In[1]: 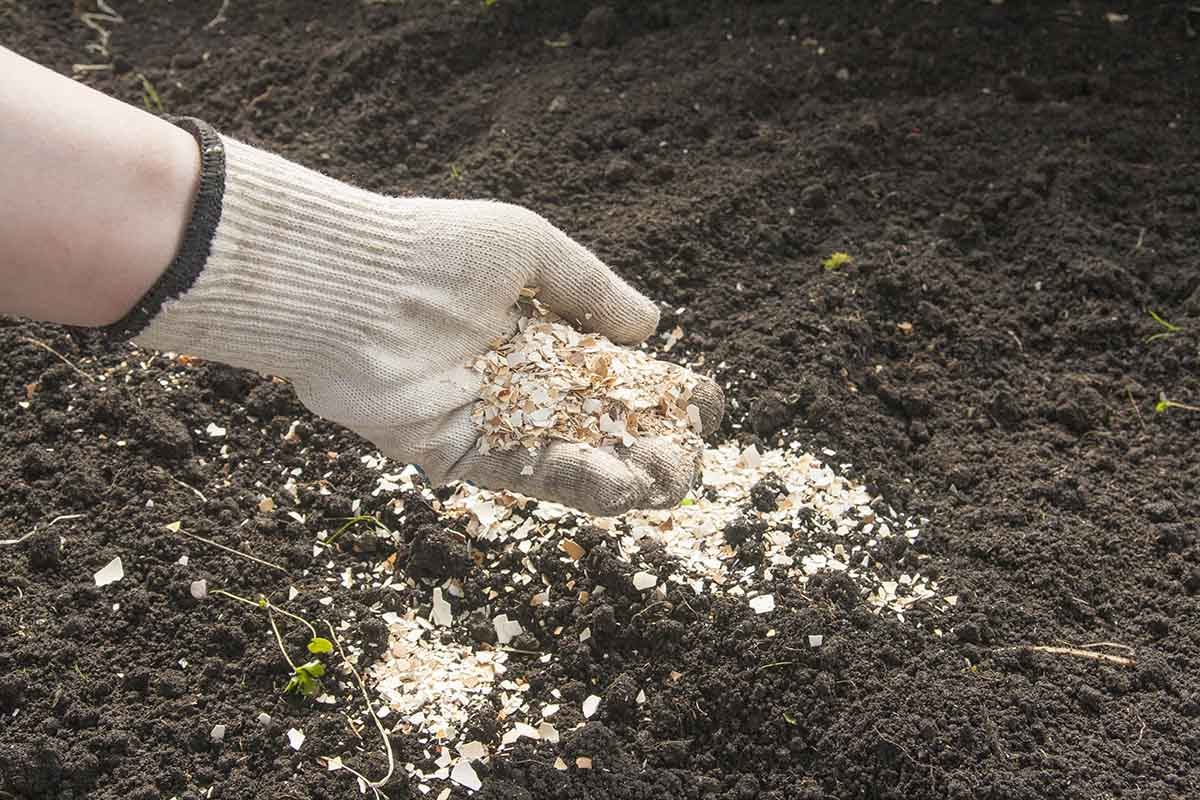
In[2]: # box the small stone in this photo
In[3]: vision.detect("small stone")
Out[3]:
[579,6,616,48]
[171,52,201,70]
[604,157,636,185]
[749,472,787,512]
[751,392,792,437]
[799,183,829,210]
[26,531,62,571]
[1006,74,1043,103]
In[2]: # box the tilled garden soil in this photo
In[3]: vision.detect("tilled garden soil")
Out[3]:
[3,2,1200,799]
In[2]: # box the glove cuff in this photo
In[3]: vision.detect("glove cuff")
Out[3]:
[128,122,422,378]
[102,117,226,340]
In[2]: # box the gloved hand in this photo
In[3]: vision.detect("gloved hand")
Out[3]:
[118,119,724,515]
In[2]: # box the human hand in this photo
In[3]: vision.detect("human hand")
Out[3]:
[132,122,723,515]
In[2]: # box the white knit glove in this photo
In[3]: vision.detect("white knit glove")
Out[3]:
[120,120,724,515]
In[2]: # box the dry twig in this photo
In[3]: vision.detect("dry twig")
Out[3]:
[1002,644,1136,668]
[177,528,289,574]
[21,337,94,383]
[0,513,87,546]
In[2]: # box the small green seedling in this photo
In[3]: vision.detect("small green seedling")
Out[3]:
[204,591,396,797]
[449,164,463,181]
[284,659,326,697]
[1154,392,1200,414]
[212,589,332,697]
[822,251,853,271]
[483,0,499,7]
[136,73,164,114]
[1146,310,1184,343]
[325,514,391,548]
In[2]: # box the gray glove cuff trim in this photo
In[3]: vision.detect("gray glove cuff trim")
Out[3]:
[101,116,225,341]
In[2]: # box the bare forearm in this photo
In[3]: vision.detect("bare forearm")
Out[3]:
[0,46,199,326]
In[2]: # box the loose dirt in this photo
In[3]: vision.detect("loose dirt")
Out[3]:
[2,2,1199,799]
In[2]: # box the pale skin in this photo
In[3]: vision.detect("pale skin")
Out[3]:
[0,46,198,326]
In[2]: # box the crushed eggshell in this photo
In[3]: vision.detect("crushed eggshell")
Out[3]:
[457,740,487,761]
[431,588,453,627]
[749,594,775,614]
[361,434,941,769]
[559,538,586,561]
[582,694,601,719]
[94,557,124,587]
[471,308,704,456]
[450,759,482,791]
[286,728,305,750]
[537,721,560,743]
[632,571,658,591]
[493,614,523,644]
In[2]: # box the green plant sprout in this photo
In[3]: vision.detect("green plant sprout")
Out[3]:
[136,73,164,114]
[449,164,463,181]
[1154,392,1200,414]
[205,591,396,797]
[325,514,391,548]
[210,589,332,696]
[822,251,853,271]
[1146,310,1184,343]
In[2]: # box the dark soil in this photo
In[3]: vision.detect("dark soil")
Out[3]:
[3,2,1200,799]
